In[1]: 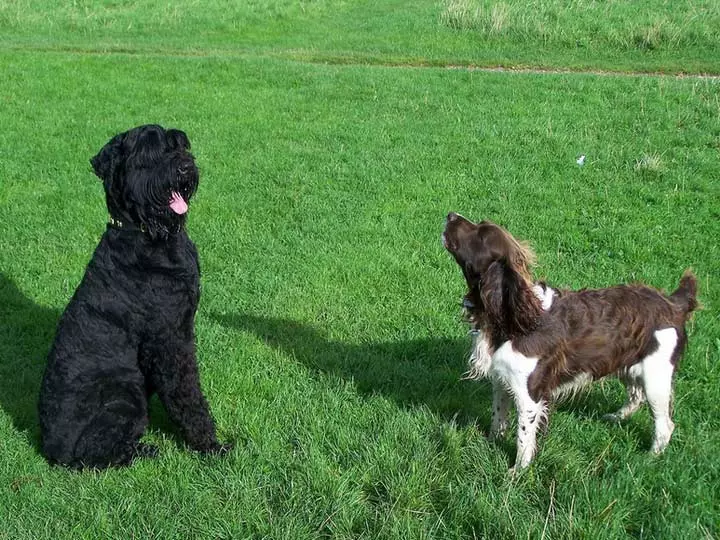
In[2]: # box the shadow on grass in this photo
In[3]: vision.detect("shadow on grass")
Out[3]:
[211,312,494,428]
[0,273,59,449]
[554,388,653,450]
[212,312,656,458]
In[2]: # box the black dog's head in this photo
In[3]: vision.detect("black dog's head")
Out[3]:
[91,124,199,239]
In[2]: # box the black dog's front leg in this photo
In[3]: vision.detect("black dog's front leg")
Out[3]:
[150,347,231,455]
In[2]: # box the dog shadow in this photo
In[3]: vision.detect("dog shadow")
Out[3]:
[212,312,651,455]
[553,387,653,449]
[0,274,59,449]
[211,312,494,429]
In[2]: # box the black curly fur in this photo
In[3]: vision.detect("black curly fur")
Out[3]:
[38,124,231,469]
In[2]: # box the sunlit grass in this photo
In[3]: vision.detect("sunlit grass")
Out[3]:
[0,1,719,537]
[0,48,718,538]
[1,0,719,73]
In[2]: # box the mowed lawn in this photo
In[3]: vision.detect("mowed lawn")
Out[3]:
[1,2,720,539]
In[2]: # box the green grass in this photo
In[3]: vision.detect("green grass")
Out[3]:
[1,1,720,538]
[1,0,719,73]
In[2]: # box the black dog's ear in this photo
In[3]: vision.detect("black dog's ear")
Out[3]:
[90,132,125,181]
[167,129,190,151]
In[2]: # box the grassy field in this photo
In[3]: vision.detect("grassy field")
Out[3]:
[1,1,720,539]
[1,0,720,73]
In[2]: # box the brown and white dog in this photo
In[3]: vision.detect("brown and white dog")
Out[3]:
[442,213,697,469]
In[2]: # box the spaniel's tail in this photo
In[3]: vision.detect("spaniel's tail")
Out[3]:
[670,269,698,317]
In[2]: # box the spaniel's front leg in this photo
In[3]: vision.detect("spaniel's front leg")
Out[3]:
[489,378,510,440]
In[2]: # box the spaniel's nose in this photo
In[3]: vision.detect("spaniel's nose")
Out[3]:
[447,212,459,223]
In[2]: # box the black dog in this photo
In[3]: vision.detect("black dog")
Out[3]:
[38,125,231,469]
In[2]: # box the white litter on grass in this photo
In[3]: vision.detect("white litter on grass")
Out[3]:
[576,154,586,166]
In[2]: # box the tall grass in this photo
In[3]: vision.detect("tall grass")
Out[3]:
[439,0,719,52]
[0,0,719,72]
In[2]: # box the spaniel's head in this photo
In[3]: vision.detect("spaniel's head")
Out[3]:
[442,213,535,289]
[443,212,541,338]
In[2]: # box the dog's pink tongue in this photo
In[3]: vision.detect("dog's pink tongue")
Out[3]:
[169,191,188,215]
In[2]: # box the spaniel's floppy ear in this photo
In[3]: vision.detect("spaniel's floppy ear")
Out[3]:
[479,261,505,323]
[507,237,536,283]
[481,259,542,339]
[90,132,126,183]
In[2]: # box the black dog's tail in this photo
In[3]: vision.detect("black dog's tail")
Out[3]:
[670,269,698,319]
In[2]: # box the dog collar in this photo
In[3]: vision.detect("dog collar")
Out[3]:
[108,216,146,233]
[108,216,184,235]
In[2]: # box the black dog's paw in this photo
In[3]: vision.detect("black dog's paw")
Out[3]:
[134,443,160,460]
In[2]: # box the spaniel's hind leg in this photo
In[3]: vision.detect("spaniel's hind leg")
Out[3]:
[641,328,679,454]
[603,365,645,423]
